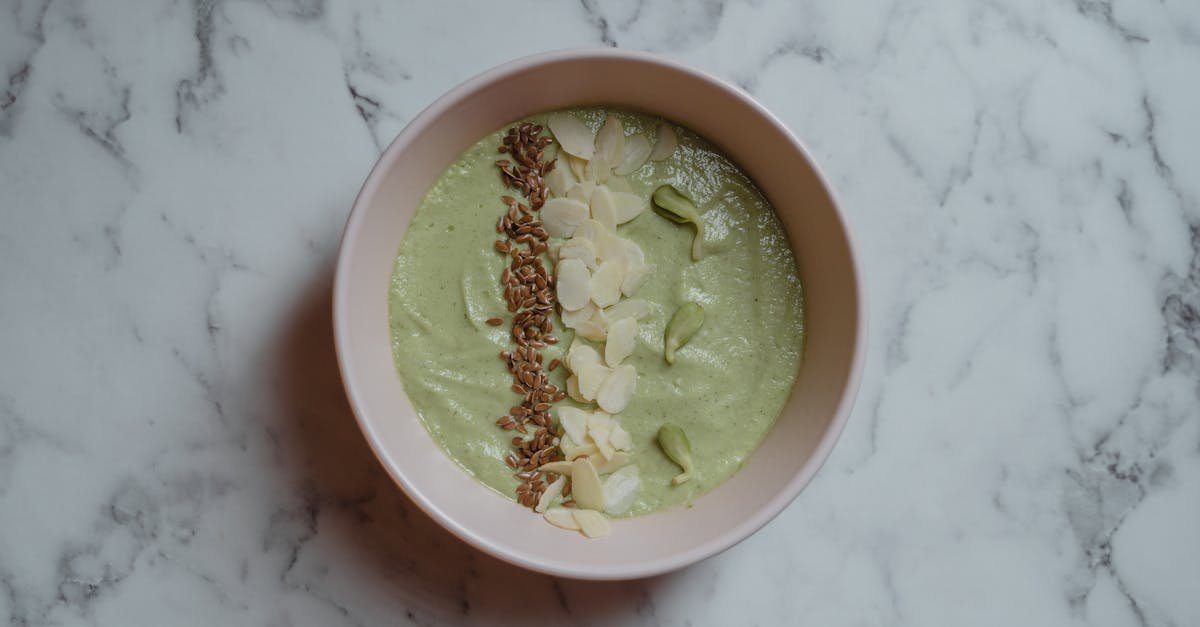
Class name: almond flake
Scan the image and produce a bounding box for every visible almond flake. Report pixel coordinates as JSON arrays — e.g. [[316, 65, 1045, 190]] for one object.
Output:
[[593, 451, 630, 474], [562, 435, 599, 460], [567, 155, 590, 183], [608, 421, 633, 451], [538, 460, 574, 475], [596, 364, 636, 414], [595, 116, 625, 165], [574, 318, 608, 342], [556, 237, 597, 270], [555, 258, 591, 311], [565, 341, 602, 373], [589, 260, 624, 308], [589, 185, 618, 231], [566, 375, 585, 403], [577, 363, 611, 401], [602, 465, 640, 515], [561, 300, 597, 329], [612, 191, 647, 224], [571, 509, 611, 538], [567, 182, 595, 204], [596, 231, 627, 267], [541, 198, 589, 238], [586, 152, 611, 184], [548, 113, 595, 160], [544, 507, 580, 530], [574, 217, 606, 243], [604, 299, 651, 321], [604, 317, 637, 367], [570, 458, 604, 510], [557, 406, 591, 443], [621, 240, 649, 297], [649, 123, 678, 161], [614, 134, 652, 175], [606, 176, 633, 193], [535, 475, 567, 513], [545, 164, 577, 197], [587, 412, 615, 459]]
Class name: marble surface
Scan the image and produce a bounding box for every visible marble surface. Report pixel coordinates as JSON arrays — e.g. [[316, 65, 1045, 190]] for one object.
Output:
[[1, 0, 1198, 624]]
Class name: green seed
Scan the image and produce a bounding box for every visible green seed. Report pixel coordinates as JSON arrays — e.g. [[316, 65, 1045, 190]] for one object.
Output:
[[651, 185, 705, 260], [663, 301, 704, 364], [657, 424, 694, 485]]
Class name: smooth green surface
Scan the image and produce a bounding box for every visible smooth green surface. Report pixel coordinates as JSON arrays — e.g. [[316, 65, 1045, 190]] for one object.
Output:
[[389, 108, 805, 517]]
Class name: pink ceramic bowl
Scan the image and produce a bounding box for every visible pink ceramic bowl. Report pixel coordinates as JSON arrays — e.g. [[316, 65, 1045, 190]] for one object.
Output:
[[334, 49, 866, 580]]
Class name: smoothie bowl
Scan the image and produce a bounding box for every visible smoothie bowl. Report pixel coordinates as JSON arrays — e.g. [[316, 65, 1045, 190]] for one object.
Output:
[[334, 49, 865, 579]]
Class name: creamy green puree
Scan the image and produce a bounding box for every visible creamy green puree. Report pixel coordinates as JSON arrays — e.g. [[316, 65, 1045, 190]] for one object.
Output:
[[389, 108, 804, 517]]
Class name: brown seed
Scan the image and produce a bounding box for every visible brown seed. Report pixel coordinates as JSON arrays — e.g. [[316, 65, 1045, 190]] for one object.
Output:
[[547, 359, 560, 372], [486, 317, 504, 327]]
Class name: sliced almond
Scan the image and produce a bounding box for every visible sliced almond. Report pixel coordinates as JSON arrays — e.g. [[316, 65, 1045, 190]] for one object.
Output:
[[606, 176, 633, 194], [561, 300, 598, 329], [548, 113, 595, 160], [535, 475, 567, 513], [556, 237, 597, 270], [538, 460, 575, 475], [594, 116, 625, 165], [570, 458, 605, 510], [545, 163, 577, 197], [577, 363, 611, 401], [555, 258, 591, 311], [589, 185, 618, 231], [571, 509, 611, 538], [566, 375, 585, 403], [574, 318, 608, 342], [593, 451, 630, 474], [649, 123, 678, 161], [595, 231, 628, 267], [596, 364, 636, 414], [541, 198, 589, 238], [565, 340, 602, 373], [561, 434, 599, 460], [567, 154, 590, 183], [604, 317, 637, 367], [574, 217, 606, 243], [602, 465, 640, 515], [612, 191, 647, 224], [589, 260, 624, 308], [608, 421, 633, 451], [621, 264, 649, 297], [544, 507, 581, 530], [614, 134, 652, 175], [604, 299, 651, 321], [620, 240, 649, 297], [587, 411, 615, 459], [586, 152, 611, 184], [557, 406, 591, 443]]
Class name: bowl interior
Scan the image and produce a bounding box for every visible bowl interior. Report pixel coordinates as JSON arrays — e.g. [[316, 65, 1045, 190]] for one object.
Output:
[[334, 50, 864, 579]]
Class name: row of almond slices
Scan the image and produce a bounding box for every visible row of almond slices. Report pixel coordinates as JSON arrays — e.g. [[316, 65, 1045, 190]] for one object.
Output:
[[534, 112, 677, 537], [534, 408, 640, 538]]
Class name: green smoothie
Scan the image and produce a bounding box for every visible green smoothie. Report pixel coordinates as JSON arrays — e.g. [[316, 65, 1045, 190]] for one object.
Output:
[[389, 108, 805, 517]]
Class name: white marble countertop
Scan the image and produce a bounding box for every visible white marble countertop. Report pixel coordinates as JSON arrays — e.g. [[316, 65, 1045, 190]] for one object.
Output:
[[2, 1, 1198, 625]]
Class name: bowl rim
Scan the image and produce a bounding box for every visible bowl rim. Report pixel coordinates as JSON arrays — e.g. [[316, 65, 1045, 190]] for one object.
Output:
[[333, 47, 868, 579]]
